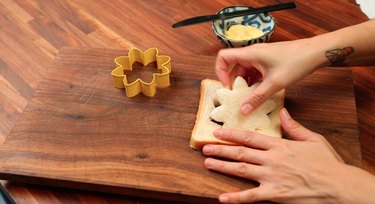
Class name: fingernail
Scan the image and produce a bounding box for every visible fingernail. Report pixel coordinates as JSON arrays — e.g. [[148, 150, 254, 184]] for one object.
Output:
[[204, 158, 214, 168], [219, 195, 229, 203], [214, 129, 223, 139], [203, 145, 213, 154], [281, 108, 291, 119], [241, 104, 253, 115]]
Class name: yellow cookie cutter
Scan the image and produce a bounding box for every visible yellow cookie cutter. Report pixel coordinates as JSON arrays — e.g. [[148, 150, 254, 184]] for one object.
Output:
[[111, 48, 172, 97]]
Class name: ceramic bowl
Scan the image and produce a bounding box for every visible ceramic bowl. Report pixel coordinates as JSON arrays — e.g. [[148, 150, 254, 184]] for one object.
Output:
[[212, 5, 276, 47]]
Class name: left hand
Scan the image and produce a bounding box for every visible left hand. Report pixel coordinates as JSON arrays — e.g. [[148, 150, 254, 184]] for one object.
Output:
[[202, 108, 346, 203]]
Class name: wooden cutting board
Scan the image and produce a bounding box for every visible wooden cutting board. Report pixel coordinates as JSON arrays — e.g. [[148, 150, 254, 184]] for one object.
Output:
[[0, 47, 361, 203]]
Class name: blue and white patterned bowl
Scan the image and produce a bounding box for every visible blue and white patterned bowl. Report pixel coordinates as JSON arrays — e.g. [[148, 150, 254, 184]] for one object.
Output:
[[212, 5, 276, 48]]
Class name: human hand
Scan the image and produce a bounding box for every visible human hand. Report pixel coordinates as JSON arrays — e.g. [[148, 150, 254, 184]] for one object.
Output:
[[202, 108, 346, 203], [215, 40, 324, 115]]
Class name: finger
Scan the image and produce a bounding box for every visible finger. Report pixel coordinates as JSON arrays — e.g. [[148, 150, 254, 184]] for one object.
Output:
[[215, 48, 254, 88], [240, 81, 278, 115], [215, 49, 236, 87], [204, 158, 264, 181], [218, 187, 271, 203], [279, 108, 316, 141], [202, 144, 265, 164], [214, 128, 275, 150]]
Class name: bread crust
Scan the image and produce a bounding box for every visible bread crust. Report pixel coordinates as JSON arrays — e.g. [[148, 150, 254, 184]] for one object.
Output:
[[190, 79, 232, 150]]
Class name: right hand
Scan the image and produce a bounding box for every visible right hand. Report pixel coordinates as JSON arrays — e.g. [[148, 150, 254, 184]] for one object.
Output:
[[203, 108, 375, 203], [202, 108, 345, 203], [215, 39, 323, 115]]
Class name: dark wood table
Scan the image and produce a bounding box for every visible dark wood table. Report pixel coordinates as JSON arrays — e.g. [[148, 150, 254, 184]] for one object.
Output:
[[0, 0, 373, 203]]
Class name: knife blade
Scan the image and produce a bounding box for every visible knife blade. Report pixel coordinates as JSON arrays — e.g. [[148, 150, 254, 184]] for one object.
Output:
[[172, 2, 296, 28]]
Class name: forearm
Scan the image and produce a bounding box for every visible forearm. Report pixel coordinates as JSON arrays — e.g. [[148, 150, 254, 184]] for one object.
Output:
[[334, 165, 375, 203], [305, 19, 375, 69], [295, 20, 375, 202]]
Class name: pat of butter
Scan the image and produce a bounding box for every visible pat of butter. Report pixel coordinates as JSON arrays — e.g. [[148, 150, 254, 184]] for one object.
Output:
[[225, 25, 264, 40]]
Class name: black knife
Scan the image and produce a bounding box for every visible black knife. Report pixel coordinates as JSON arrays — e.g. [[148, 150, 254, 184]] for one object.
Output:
[[172, 2, 296, 28]]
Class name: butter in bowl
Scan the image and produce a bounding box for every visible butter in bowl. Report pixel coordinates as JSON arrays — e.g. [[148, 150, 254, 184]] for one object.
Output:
[[212, 5, 276, 48]]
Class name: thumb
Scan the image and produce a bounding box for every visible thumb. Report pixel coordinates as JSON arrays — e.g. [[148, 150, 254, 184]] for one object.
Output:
[[279, 108, 316, 141], [240, 81, 275, 115]]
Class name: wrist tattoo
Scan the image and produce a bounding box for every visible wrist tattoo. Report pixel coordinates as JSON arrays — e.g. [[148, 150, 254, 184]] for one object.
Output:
[[325, 47, 354, 66]]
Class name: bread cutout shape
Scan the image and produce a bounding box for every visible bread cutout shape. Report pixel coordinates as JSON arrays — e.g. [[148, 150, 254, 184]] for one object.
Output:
[[190, 77, 285, 150]]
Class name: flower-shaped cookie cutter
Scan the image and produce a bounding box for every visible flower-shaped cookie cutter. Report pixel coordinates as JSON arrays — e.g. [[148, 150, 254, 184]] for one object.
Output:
[[111, 48, 172, 97]]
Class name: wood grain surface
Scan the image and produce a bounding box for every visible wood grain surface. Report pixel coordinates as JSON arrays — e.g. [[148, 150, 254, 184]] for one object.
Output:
[[0, 47, 361, 203], [0, 0, 373, 203]]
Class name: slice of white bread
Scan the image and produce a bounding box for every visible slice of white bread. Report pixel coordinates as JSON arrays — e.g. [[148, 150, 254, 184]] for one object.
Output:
[[190, 76, 285, 150]]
